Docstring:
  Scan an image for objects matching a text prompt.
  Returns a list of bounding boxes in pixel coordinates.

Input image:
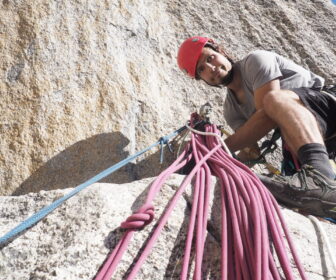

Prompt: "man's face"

[196,47,232,86]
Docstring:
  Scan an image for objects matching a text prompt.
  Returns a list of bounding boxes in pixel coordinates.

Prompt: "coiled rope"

[95,120,308,280]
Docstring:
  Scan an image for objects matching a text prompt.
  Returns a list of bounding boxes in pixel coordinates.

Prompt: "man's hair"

[195,42,236,80]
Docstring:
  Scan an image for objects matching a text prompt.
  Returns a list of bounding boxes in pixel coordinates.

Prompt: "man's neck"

[227,64,245,104]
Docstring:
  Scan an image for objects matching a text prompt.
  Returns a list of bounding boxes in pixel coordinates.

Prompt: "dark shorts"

[292,87,336,158]
[292,87,336,139]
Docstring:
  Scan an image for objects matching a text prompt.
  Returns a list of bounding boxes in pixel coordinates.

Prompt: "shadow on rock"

[13,132,182,195]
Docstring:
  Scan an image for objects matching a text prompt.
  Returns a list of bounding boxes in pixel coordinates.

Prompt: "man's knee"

[262,90,283,112]
[263,89,299,113]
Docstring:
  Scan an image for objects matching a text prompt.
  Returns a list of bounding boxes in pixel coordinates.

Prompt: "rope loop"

[120,204,155,230]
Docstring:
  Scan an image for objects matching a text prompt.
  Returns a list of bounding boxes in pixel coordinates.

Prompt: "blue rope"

[0,126,186,245]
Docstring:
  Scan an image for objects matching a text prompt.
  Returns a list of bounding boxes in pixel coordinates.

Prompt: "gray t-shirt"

[224,50,325,131]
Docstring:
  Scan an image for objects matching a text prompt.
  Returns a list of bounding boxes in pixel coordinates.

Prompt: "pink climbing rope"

[95,118,308,280]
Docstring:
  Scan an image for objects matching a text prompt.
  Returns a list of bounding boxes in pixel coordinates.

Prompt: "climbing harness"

[0,126,186,245]
[321,84,336,102]
[95,115,308,280]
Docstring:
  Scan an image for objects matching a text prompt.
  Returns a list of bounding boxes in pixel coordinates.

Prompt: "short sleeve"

[244,50,283,91]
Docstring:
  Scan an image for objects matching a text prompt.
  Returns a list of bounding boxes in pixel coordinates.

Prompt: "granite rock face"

[1,1,336,279]
[1,0,336,195]
[0,176,221,280]
[1,175,336,280]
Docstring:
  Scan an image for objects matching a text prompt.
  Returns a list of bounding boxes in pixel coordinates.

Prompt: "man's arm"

[225,79,280,152]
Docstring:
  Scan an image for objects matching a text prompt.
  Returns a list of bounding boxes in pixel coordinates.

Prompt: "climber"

[177,36,336,217]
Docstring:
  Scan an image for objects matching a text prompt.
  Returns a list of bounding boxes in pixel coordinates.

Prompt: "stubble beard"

[220,67,234,87]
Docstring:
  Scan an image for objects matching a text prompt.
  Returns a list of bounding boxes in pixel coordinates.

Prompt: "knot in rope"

[120,204,155,230]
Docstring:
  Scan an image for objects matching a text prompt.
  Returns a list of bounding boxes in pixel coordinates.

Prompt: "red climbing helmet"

[177,36,210,78]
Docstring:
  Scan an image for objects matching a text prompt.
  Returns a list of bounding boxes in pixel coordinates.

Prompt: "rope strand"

[95,122,308,280]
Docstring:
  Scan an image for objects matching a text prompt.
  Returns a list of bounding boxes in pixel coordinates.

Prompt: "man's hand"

[237,143,261,162]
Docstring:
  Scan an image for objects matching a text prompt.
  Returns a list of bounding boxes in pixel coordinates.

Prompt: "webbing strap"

[0,126,186,245]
